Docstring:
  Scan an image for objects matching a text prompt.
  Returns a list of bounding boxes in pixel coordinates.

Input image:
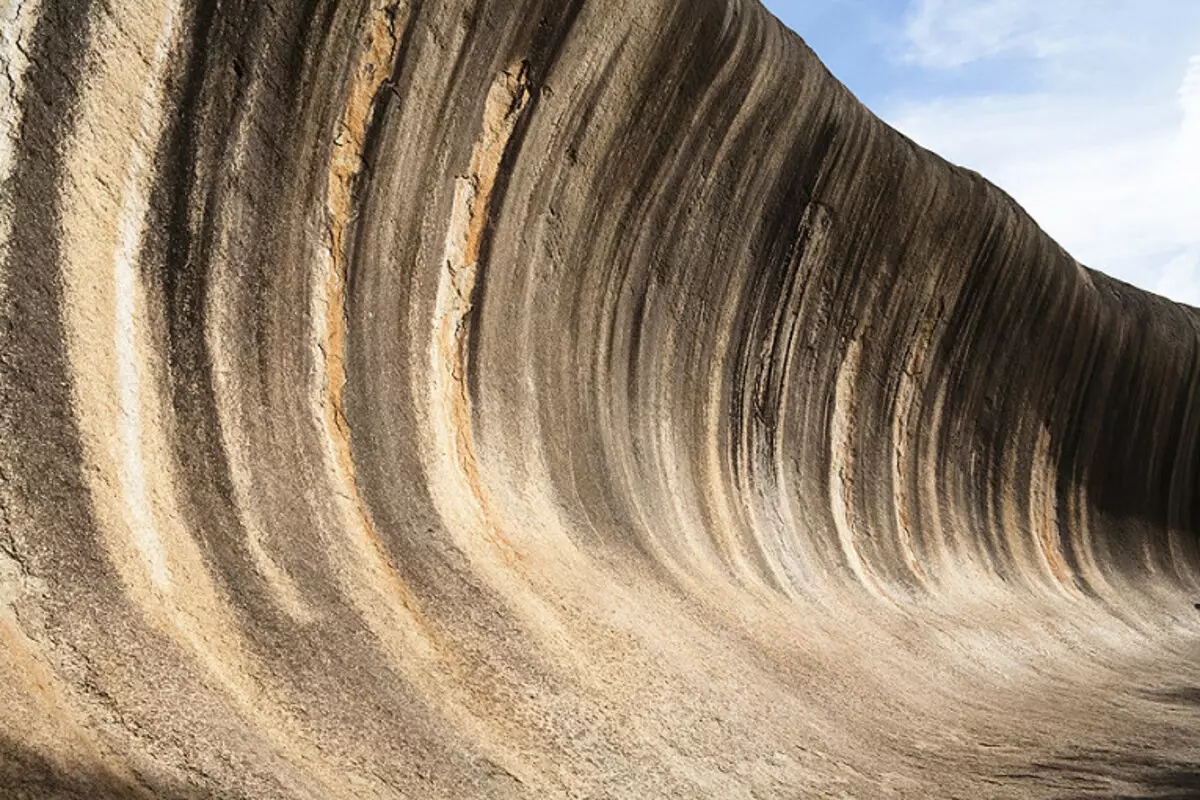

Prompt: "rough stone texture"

[1,0,1199,797]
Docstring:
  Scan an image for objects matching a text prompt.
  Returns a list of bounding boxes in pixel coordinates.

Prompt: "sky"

[761,0,1200,305]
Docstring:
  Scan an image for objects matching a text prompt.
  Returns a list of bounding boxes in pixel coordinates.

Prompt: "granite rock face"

[2,0,1199,797]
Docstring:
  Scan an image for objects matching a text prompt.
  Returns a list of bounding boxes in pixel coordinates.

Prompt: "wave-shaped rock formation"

[2,0,1200,796]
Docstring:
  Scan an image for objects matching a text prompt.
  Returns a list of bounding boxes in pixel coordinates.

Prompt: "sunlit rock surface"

[2,0,1199,797]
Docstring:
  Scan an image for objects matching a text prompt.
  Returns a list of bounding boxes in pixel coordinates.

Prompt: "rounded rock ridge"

[0,0,1198,797]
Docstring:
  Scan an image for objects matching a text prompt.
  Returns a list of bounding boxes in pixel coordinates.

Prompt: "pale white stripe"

[0,0,42,280]
[829,338,885,598]
[112,0,181,589]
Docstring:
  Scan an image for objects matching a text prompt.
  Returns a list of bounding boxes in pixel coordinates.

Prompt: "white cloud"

[902,0,1091,68]
[886,2,1200,304]
[1181,55,1200,146]
[1154,249,1200,307]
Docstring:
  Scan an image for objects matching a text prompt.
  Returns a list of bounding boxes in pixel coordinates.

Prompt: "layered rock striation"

[1,0,1199,797]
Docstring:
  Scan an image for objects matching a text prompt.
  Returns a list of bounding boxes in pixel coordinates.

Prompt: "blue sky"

[762,0,1200,305]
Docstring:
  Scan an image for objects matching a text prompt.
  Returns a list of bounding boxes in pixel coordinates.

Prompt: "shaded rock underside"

[1,0,1199,797]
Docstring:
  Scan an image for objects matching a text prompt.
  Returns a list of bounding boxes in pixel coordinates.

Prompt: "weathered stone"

[0,0,1197,797]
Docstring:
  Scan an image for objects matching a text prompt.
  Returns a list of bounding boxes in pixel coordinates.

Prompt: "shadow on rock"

[0,734,197,800]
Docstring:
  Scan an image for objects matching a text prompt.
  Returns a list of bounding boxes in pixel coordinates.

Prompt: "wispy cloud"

[761,0,1200,302]
[885,1,1200,304]
[902,0,1087,69]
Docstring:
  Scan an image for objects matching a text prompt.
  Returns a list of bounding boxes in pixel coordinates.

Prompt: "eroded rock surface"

[1,0,1199,797]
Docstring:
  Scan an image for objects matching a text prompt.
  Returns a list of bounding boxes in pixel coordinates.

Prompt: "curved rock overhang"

[1,0,1198,796]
